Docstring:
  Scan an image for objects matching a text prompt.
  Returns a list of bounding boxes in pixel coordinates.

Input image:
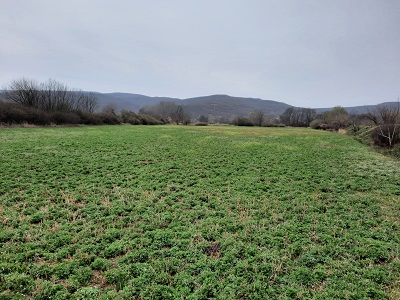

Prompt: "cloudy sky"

[1,0,399,107]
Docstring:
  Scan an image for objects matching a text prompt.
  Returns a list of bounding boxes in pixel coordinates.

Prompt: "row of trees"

[309,106,351,130]
[223,103,399,148]
[214,108,316,127]
[3,78,98,113]
[0,78,108,125]
[139,101,191,125]
[2,77,398,147]
[0,78,192,126]
[280,108,316,127]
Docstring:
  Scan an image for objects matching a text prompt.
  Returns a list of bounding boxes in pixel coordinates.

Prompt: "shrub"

[97,113,121,125]
[77,111,102,125]
[0,103,51,125]
[231,116,254,126]
[121,110,142,124]
[310,119,324,129]
[138,114,164,125]
[51,111,81,125]
[195,122,208,126]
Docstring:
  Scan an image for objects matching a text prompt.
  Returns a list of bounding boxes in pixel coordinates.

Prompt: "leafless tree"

[280,107,316,127]
[368,102,400,147]
[3,78,41,108]
[376,124,398,148]
[139,101,189,124]
[249,110,265,126]
[3,78,98,114]
[367,102,399,125]
[75,92,98,113]
[101,103,118,115]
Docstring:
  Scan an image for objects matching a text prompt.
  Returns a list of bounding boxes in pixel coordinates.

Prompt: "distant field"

[0,125,399,299]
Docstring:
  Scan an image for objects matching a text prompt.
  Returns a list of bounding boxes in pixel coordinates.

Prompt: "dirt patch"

[90,270,108,288]
[204,242,221,258]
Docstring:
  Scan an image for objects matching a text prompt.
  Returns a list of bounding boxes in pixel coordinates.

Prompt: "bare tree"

[101,103,118,115]
[280,107,316,127]
[378,103,399,124]
[367,102,399,124]
[3,78,98,114]
[249,110,265,126]
[139,101,189,124]
[369,102,400,147]
[376,124,398,148]
[75,92,98,113]
[3,78,41,108]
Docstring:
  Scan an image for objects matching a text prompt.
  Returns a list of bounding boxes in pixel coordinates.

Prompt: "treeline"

[195,105,350,128]
[99,101,191,125]
[0,78,191,126]
[0,78,105,125]
[139,101,191,124]
[225,104,399,148]
[3,78,97,113]
[2,77,398,148]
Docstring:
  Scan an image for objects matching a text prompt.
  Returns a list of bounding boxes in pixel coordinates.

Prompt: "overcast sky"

[1,0,399,107]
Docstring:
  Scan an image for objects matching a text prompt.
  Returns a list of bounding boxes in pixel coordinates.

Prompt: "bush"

[195,122,208,126]
[231,116,254,126]
[262,122,286,127]
[121,110,142,124]
[51,111,81,125]
[310,119,325,129]
[0,102,52,125]
[77,111,102,125]
[138,114,164,125]
[97,113,121,125]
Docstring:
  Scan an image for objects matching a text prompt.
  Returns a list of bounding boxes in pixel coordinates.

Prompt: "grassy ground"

[0,125,399,299]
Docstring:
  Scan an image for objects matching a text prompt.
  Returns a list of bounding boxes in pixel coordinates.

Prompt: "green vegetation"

[0,125,399,299]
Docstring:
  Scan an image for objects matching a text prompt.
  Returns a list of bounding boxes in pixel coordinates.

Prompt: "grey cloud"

[1,0,399,107]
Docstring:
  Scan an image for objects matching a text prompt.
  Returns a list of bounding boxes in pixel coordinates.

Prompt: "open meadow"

[0,125,399,299]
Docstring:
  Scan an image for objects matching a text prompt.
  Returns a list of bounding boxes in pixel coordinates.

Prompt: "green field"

[0,125,399,299]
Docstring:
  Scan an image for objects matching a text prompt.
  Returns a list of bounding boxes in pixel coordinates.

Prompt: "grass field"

[0,125,399,299]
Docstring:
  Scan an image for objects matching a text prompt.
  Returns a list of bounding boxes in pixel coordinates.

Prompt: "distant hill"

[1,89,396,121]
[94,92,181,112]
[96,93,292,120]
[179,95,292,120]
[315,102,399,114]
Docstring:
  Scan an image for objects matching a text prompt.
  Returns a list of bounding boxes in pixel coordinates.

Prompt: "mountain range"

[1,90,395,121]
[95,92,396,120]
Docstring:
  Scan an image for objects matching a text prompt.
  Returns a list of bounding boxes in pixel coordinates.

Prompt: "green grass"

[0,125,399,299]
